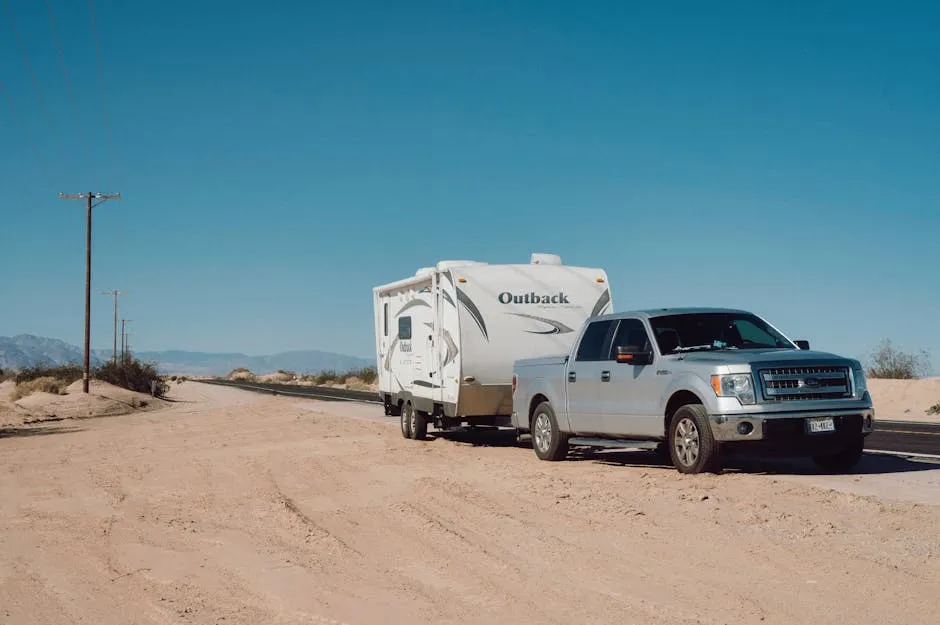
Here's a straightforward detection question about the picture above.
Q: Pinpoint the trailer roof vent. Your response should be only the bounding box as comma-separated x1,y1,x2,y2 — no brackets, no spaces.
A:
436,260,487,271
530,253,562,265
415,267,435,277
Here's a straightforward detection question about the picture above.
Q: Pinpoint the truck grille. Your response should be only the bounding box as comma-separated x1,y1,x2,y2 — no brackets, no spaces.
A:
758,366,851,402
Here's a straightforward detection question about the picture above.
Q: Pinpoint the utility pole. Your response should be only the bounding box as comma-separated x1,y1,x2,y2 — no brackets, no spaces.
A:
102,290,125,363
60,192,121,392
121,319,132,362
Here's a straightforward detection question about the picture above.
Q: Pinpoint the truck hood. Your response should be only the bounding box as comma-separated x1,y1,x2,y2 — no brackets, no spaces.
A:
673,348,857,367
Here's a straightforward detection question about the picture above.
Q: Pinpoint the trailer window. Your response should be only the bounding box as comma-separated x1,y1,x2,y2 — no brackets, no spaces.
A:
383,303,389,336
398,316,412,340
576,320,616,361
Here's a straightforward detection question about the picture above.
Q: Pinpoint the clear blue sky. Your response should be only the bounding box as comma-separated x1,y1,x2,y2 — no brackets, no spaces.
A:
1,0,937,371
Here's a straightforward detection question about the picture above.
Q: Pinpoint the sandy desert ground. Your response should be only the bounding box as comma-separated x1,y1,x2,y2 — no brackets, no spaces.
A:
1,381,938,625
868,377,940,422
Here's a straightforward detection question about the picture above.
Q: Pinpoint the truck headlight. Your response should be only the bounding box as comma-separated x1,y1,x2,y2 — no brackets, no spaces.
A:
711,374,756,405
852,367,868,397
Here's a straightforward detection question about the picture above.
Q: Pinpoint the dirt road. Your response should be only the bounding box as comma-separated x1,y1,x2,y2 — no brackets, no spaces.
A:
1,382,938,625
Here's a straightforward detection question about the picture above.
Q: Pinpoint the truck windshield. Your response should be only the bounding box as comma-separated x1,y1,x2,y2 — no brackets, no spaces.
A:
649,312,796,355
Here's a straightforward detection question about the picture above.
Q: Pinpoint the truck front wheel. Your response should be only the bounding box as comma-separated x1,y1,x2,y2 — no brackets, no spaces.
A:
668,404,721,474
531,402,569,461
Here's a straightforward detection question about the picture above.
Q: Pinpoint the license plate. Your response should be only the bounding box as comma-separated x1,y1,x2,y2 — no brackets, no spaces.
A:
806,416,836,433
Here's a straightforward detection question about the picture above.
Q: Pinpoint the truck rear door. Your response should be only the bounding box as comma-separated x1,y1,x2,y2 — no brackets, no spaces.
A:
565,318,617,434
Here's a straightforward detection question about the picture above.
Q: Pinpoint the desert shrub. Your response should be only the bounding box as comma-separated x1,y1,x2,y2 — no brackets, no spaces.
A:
315,370,340,385
11,376,69,401
928,403,940,416
0,368,11,382
866,339,931,379
344,366,377,385
169,375,178,382
14,364,84,385
94,358,168,397
228,367,256,381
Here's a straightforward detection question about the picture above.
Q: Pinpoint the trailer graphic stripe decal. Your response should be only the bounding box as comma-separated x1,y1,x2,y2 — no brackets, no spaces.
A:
590,289,611,317
442,328,458,366
441,290,456,308
383,336,399,371
508,312,576,335
456,288,489,341
395,298,432,316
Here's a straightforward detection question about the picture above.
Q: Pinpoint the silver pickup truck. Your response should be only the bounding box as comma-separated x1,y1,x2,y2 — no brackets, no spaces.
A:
510,307,874,474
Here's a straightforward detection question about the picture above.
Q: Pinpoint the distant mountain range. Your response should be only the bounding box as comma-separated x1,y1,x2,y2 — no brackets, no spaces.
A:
0,334,374,377
0,334,105,371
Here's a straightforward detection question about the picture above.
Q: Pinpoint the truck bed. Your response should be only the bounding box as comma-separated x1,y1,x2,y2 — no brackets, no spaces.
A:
513,354,568,368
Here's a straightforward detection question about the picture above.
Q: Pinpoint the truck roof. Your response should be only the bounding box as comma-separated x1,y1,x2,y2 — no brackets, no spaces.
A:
593,306,754,321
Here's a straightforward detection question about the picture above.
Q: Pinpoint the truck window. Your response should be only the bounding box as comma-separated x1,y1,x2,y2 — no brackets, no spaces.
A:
609,319,651,357
575,320,616,361
398,316,412,340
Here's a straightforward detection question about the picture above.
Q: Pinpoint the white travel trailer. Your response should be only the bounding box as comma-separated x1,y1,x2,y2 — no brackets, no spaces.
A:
373,252,613,439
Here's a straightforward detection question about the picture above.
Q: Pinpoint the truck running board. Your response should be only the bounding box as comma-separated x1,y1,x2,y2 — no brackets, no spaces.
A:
567,437,660,450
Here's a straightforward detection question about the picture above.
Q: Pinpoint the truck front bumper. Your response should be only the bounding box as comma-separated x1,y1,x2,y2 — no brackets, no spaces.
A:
709,407,874,444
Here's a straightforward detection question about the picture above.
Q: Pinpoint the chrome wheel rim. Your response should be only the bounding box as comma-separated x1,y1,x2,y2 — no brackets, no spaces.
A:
674,417,700,466
401,405,410,435
409,408,417,433
533,412,552,453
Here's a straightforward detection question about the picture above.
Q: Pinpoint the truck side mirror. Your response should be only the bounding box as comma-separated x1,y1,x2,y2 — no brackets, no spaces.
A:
795,340,810,350
615,345,653,366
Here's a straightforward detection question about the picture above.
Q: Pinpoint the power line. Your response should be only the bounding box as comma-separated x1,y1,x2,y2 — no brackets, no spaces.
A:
60,192,122,393
3,0,58,140
87,0,115,170
45,0,86,151
0,78,49,177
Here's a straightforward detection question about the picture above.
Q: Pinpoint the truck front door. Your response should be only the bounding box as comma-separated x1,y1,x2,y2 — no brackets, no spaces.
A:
602,317,667,438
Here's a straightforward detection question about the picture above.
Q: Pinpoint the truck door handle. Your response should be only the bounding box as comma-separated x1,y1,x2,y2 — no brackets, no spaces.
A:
568,372,576,383
601,370,610,382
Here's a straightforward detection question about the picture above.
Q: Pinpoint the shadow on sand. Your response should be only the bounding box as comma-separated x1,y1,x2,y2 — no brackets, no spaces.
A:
0,424,85,440
428,426,938,476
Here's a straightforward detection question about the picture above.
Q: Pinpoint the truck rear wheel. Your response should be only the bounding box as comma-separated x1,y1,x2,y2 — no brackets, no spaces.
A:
531,402,568,461
668,404,721,474
400,402,413,439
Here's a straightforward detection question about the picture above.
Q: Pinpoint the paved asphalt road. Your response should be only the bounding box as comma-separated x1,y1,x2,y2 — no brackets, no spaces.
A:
197,379,940,458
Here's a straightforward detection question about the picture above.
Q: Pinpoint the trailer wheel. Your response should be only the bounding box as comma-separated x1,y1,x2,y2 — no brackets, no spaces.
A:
531,401,568,461
668,403,721,474
400,402,413,439
412,409,429,441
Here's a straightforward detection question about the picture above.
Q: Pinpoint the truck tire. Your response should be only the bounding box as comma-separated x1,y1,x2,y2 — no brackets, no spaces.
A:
400,402,413,439
412,409,429,441
812,436,864,472
531,401,569,461
668,403,721,474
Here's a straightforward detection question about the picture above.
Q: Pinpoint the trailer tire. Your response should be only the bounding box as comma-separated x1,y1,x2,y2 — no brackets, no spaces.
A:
412,409,429,441
531,401,568,461
400,402,413,439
